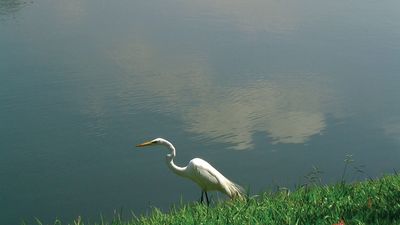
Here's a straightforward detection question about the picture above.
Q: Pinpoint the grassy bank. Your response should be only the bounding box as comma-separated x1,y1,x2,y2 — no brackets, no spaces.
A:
52,173,400,225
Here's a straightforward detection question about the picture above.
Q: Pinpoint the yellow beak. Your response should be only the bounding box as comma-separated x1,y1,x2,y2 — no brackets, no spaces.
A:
136,141,153,147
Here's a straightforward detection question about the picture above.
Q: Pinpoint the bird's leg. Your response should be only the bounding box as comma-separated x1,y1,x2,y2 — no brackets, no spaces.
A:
200,191,204,204
205,191,210,206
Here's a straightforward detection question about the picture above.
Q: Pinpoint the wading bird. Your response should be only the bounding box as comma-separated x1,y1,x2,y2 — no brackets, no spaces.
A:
136,138,245,205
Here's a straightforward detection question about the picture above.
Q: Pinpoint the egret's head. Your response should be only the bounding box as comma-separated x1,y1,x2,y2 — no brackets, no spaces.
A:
136,138,167,147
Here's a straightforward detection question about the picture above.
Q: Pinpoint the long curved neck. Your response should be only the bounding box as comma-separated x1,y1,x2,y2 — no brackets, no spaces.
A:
163,141,186,177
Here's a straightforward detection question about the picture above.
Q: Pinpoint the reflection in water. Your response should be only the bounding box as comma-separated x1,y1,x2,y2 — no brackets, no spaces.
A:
184,78,332,149
110,37,214,113
111,38,339,150
0,0,31,17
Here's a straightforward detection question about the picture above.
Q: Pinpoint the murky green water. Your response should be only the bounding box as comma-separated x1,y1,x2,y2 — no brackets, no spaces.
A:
1,0,400,223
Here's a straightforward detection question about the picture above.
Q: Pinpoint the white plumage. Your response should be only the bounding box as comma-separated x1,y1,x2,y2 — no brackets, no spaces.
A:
136,138,244,205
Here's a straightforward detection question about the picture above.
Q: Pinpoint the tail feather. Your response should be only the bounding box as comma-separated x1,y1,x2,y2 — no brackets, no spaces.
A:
226,181,246,200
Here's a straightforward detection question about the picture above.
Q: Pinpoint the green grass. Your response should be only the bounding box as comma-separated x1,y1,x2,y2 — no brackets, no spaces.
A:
46,173,400,225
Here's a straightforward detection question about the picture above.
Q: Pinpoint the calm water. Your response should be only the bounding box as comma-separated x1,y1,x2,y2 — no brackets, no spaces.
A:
1,0,400,223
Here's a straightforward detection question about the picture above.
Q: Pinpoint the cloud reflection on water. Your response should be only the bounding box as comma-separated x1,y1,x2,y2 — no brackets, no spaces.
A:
37,0,343,150
183,78,331,149
111,38,338,150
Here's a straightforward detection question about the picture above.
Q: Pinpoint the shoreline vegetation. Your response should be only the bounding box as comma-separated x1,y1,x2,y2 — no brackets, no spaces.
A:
35,172,400,225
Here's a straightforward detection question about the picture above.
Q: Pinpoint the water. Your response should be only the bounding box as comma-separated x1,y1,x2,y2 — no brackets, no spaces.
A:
1,0,400,223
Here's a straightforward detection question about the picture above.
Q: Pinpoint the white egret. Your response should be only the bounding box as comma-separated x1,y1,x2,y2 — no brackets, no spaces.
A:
136,138,245,205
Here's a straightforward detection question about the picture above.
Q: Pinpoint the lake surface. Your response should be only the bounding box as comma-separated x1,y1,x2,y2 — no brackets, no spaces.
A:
1,0,400,223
